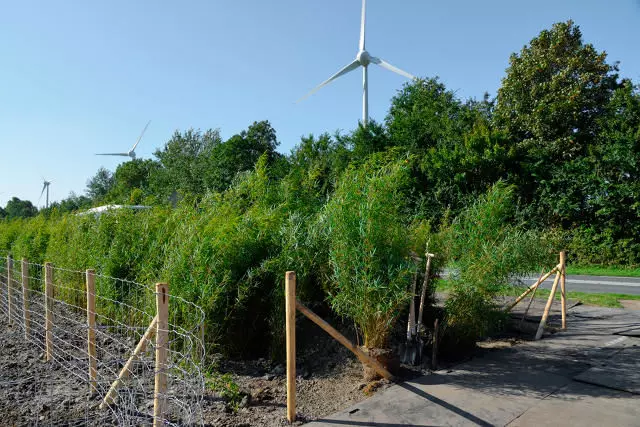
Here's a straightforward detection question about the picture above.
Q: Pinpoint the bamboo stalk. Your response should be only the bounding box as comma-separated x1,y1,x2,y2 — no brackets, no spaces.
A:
505,265,560,312
417,253,434,330
535,271,561,340
295,300,394,381
285,271,296,423
153,283,169,427
22,259,30,338
560,251,567,330
100,315,158,409
45,262,53,361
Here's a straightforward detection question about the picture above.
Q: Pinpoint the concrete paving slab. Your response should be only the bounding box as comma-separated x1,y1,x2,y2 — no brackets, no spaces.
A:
508,381,640,427
309,357,571,427
573,346,640,394
309,373,569,427
306,305,640,427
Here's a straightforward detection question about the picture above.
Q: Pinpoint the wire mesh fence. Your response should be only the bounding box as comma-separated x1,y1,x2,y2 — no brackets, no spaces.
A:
0,253,205,426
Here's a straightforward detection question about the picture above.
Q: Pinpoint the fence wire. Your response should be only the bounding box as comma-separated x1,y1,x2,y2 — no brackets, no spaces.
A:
0,254,205,426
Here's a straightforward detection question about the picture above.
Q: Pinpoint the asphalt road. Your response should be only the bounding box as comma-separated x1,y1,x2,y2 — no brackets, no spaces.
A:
519,274,640,295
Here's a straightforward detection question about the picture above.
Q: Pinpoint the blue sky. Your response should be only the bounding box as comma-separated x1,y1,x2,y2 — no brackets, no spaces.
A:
1,0,639,207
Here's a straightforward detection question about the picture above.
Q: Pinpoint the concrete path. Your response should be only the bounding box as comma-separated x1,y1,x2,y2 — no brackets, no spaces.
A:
307,304,640,427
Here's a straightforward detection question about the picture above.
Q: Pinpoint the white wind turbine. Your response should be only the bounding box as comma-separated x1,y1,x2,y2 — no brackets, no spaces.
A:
96,121,151,160
298,0,416,126
39,178,52,209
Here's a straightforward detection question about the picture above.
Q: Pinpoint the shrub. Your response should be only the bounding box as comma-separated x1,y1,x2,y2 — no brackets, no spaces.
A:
441,182,555,348
320,155,413,349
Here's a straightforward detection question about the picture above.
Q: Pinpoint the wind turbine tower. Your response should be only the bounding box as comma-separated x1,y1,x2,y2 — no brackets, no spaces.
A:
298,0,416,126
40,179,52,209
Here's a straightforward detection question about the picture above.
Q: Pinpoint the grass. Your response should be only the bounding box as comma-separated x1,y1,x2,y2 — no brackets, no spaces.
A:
565,265,640,277
533,288,640,308
434,278,640,308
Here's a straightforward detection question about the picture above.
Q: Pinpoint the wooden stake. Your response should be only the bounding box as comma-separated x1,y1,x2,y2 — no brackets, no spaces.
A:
431,318,439,370
295,300,395,381
7,255,13,324
505,265,560,312
100,316,158,409
45,262,53,361
560,251,567,330
417,253,434,330
21,259,30,338
535,271,561,340
153,283,169,427
285,271,296,423
86,269,97,393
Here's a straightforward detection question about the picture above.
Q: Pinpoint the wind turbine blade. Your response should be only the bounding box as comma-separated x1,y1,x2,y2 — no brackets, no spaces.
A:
359,0,366,51
297,59,361,103
96,153,130,156
370,57,416,80
39,184,46,201
130,120,151,152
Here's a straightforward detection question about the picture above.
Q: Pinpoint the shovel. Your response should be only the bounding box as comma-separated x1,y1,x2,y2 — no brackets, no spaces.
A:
401,252,435,365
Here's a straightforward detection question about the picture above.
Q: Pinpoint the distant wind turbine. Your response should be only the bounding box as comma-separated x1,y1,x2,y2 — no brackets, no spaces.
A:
297,0,416,126
39,178,52,209
96,121,151,160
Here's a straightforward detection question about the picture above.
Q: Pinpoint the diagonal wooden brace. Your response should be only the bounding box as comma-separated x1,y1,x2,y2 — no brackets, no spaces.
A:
100,315,158,409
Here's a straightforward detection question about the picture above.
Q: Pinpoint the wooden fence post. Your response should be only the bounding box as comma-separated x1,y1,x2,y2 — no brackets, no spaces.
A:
86,269,97,393
560,251,567,330
285,271,296,423
22,259,30,338
535,271,561,340
45,262,53,361
153,283,169,427
7,255,13,324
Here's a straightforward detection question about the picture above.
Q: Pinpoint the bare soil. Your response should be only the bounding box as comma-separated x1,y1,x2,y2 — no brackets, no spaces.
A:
620,300,640,310
0,310,423,426
0,316,111,426
200,314,409,427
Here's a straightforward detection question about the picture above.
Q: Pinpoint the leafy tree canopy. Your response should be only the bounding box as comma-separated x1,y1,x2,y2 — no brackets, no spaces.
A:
86,167,114,202
5,197,38,219
494,20,619,159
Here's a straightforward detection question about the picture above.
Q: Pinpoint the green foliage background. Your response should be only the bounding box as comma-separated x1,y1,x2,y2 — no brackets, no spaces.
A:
1,20,639,356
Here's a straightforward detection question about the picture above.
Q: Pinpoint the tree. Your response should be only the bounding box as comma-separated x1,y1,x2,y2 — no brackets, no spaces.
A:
208,121,281,191
5,197,37,219
494,20,619,159
339,120,390,160
109,159,161,203
286,133,350,202
86,167,114,202
386,77,474,151
153,128,222,197
48,192,92,213
493,20,621,231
